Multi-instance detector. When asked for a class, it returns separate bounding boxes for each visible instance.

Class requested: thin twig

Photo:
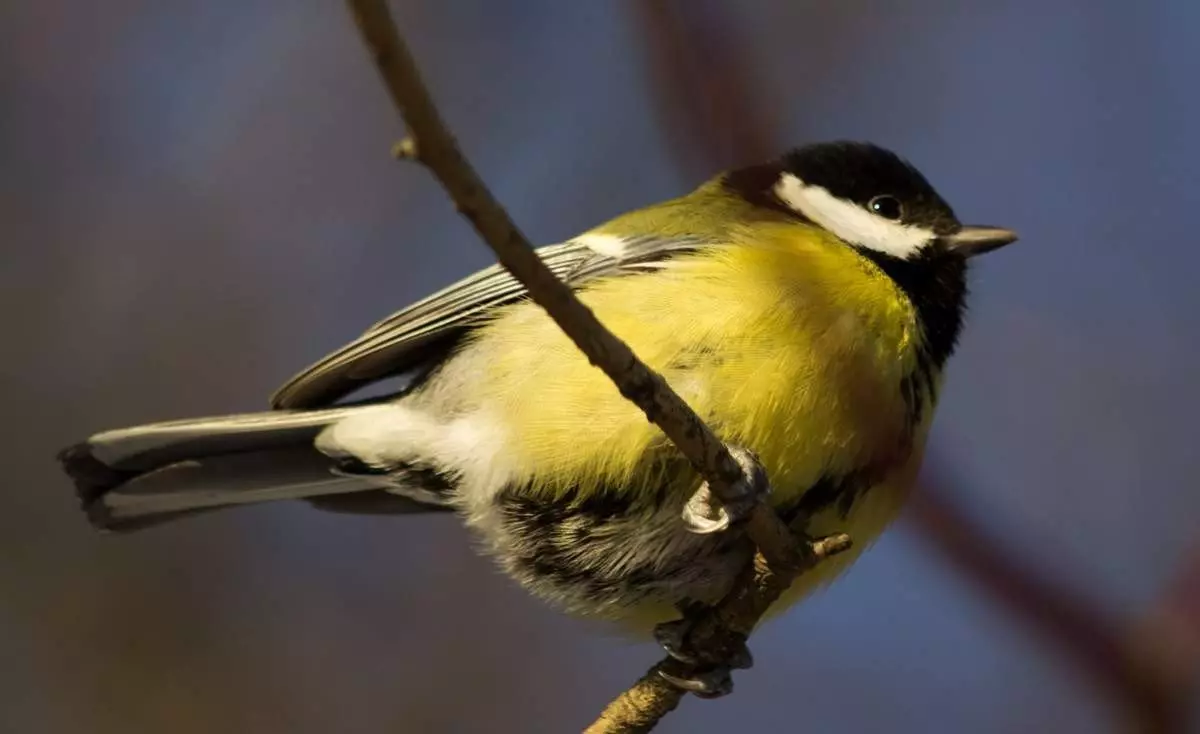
[344,2,850,731]
[1128,548,1200,731]
[631,0,776,177]
[585,663,685,734]
[587,533,851,733]
[911,486,1191,733]
[346,0,792,564]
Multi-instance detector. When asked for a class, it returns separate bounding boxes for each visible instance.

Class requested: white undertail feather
[316,403,518,521]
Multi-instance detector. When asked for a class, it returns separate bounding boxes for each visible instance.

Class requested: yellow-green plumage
[424,199,935,618]
[63,141,1013,632]
[475,221,925,501]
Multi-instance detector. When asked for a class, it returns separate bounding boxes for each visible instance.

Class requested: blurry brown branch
[345,1,852,731]
[910,481,1189,732]
[1145,548,1200,688]
[632,0,776,177]
[345,0,784,569]
[633,0,1194,732]
[1127,547,1200,730]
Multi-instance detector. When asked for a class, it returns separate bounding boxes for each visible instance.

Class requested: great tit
[59,141,1016,623]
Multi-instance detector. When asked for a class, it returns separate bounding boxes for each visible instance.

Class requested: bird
[59,140,1016,641]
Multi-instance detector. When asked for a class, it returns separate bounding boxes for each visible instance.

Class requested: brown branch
[344,1,851,731]
[347,0,785,562]
[1128,547,1200,730]
[631,0,776,178]
[587,533,851,733]
[909,486,1188,732]
[585,662,686,734]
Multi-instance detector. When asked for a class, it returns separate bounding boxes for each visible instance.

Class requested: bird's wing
[270,233,714,410]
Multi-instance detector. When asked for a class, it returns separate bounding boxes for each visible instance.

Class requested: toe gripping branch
[681,446,768,535]
[665,445,767,697]
[654,611,753,698]
[662,445,853,698]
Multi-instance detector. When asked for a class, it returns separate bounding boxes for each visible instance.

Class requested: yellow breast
[459,224,929,510]
[426,223,941,626]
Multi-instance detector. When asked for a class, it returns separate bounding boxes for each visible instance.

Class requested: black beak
[943,226,1019,258]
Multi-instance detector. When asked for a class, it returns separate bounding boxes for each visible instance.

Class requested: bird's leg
[653,601,753,698]
[664,445,766,695]
[681,446,768,534]
[653,601,706,665]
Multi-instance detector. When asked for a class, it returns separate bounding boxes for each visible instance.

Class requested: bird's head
[725,140,1017,263]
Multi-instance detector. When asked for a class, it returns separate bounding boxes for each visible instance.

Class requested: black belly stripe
[498,485,646,594]
[857,245,967,372]
[504,488,646,591]
[499,472,872,599]
[496,475,722,597]
[899,346,939,436]
[499,485,639,529]
[779,472,869,522]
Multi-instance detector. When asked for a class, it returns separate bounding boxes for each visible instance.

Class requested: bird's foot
[681,446,768,534]
[653,608,753,698]
[658,663,736,699]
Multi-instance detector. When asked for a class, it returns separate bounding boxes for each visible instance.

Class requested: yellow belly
[770,441,924,612]
[448,227,926,507]
[423,225,934,623]
[612,442,925,632]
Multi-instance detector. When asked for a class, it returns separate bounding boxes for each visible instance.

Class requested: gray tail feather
[58,407,450,532]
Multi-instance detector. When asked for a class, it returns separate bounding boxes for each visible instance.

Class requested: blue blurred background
[2,1,1197,731]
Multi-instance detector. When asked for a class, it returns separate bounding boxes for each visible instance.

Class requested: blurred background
[2,1,1198,731]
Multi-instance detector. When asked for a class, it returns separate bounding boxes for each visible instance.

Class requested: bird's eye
[868,195,903,221]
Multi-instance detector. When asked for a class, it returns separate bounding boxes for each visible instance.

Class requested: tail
[58,406,450,532]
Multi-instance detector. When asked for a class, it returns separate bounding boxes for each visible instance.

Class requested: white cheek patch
[774,173,933,259]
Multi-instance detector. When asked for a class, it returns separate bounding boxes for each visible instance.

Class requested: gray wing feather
[270,234,712,410]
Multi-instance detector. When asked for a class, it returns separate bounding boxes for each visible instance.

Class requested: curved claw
[654,616,755,673]
[682,484,734,534]
[658,666,734,699]
[654,618,698,664]
[681,446,769,535]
